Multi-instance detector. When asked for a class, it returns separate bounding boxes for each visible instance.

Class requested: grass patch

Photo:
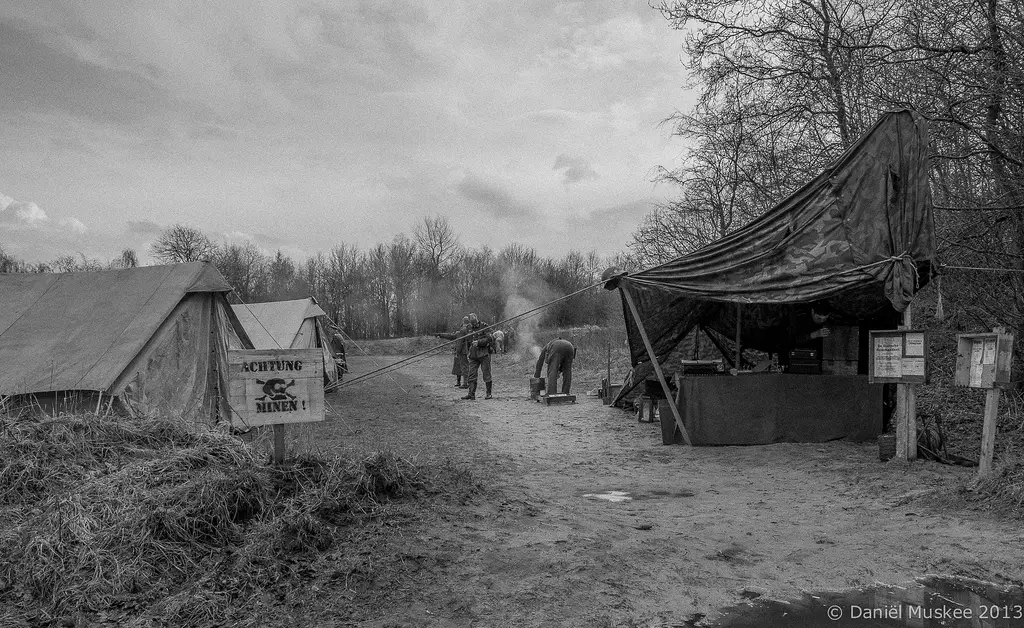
[0,411,431,627]
[956,462,1024,520]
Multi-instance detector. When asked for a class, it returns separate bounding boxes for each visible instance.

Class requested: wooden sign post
[868,325,930,461]
[954,328,1014,478]
[228,348,326,464]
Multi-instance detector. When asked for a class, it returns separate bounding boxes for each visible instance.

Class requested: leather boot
[461,382,476,400]
[454,376,462,388]
[485,381,493,399]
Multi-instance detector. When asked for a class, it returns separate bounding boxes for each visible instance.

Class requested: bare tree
[646,0,1024,337]
[50,253,104,273]
[414,215,461,277]
[109,248,139,269]
[389,234,417,334]
[150,224,217,264]
[0,246,27,273]
[214,242,268,302]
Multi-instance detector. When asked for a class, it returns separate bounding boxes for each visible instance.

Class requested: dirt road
[289,352,1024,627]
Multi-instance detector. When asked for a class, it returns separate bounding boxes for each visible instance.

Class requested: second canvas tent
[231,298,340,387]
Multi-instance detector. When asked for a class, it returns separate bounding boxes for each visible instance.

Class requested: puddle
[582,490,632,503]
[692,576,1024,627]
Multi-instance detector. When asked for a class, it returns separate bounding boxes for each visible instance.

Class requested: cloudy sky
[0,1,694,264]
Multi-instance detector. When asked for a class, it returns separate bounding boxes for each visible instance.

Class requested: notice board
[868,330,929,384]
[955,331,1014,389]
[228,348,325,427]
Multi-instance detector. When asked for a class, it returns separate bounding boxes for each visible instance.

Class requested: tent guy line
[325,301,561,393]
[326,278,607,392]
[330,326,409,395]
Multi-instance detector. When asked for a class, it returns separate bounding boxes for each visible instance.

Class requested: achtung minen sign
[228,349,325,427]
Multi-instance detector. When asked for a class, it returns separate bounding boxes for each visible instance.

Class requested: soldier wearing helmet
[437,315,470,388]
[462,312,495,400]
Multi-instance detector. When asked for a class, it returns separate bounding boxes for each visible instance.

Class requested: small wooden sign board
[954,331,1014,389]
[228,348,325,428]
[868,329,929,384]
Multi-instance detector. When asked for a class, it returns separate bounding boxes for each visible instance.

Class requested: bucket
[529,377,546,400]
[878,434,896,461]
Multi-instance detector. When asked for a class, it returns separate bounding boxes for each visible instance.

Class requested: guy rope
[325,279,606,392]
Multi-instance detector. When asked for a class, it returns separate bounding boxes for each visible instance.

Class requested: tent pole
[620,286,692,446]
[735,303,742,373]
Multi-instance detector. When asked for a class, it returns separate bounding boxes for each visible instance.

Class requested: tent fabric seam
[72,268,176,391]
[0,274,58,339]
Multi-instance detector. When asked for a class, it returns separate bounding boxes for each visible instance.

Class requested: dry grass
[965,462,1024,519]
[0,410,434,627]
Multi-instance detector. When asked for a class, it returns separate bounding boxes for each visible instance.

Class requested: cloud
[0,191,96,261]
[570,198,655,251]
[0,22,210,127]
[218,229,288,252]
[0,194,49,225]
[0,192,86,234]
[126,219,163,235]
[455,172,536,220]
[542,13,660,71]
[0,0,692,264]
[60,217,88,233]
[513,109,577,127]
[553,154,598,185]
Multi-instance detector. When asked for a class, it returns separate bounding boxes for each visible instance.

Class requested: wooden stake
[895,305,917,461]
[273,424,285,465]
[621,286,692,446]
[979,383,1001,478]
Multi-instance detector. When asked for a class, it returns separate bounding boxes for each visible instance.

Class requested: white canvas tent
[0,262,253,420]
[230,298,339,386]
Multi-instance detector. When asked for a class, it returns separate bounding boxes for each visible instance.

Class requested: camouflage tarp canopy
[607,110,936,367]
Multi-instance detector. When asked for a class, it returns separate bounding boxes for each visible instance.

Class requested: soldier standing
[330,326,348,378]
[437,316,470,388]
[463,312,494,400]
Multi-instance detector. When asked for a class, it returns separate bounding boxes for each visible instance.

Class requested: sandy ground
[281,352,1024,627]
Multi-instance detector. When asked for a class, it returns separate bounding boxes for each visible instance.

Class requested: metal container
[529,377,546,401]
[603,384,622,405]
[878,434,897,461]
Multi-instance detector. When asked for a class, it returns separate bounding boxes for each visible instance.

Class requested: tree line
[0,216,627,340]
[638,0,1024,336]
